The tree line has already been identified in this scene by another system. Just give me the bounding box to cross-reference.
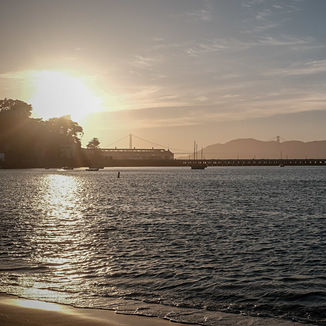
[0,98,97,168]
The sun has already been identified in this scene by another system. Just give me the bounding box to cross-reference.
[29,70,103,123]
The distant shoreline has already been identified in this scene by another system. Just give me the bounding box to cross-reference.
[1,158,326,169]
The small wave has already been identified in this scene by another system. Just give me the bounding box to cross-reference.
[283,291,326,303]
[0,265,49,273]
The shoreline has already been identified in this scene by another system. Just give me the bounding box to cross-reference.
[0,293,315,326]
[0,293,187,326]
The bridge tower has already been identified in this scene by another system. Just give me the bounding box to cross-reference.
[129,134,132,149]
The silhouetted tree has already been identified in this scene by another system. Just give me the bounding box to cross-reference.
[0,98,32,119]
[0,99,85,167]
[0,99,34,163]
[87,137,100,150]
[45,115,83,146]
[0,99,32,143]
[41,115,84,165]
[86,138,102,167]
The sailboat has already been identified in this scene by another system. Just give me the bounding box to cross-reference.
[191,141,207,169]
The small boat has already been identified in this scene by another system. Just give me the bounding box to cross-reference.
[86,167,99,171]
[191,163,207,170]
[62,166,74,170]
[191,141,207,169]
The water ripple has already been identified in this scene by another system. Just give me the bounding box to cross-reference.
[0,167,326,325]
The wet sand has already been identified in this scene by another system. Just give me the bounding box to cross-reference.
[0,293,314,326]
[0,294,185,326]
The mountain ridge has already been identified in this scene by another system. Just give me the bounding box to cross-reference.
[195,138,326,159]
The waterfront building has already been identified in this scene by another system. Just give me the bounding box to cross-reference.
[100,148,174,160]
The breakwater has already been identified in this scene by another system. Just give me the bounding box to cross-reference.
[1,158,325,168]
[180,158,326,167]
[103,158,326,167]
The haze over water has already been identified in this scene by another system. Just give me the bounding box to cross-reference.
[1,167,326,325]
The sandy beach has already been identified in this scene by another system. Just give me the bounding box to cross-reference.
[0,293,186,326]
[0,293,316,326]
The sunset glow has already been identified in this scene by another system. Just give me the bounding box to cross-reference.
[29,70,103,123]
[1,0,326,149]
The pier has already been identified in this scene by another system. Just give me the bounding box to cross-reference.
[99,158,326,167]
[179,158,326,167]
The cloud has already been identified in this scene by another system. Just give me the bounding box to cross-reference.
[266,59,326,76]
[185,38,256,57]
[221,94,241,99]
[186,39,230,57]
[183,33,314,59]
[184,8,212,22]
[178,0,213,22]
[89,89,321,133]
[257,35,313,46]
[240,0,302,34]
[241,22,281,34]
[0,71,29,80]
[242,0,301,13]
[131,55,161,69]
[242,0,264,8]
[256,8,272,21]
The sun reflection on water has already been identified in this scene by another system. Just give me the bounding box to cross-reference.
[41,174,83,217]
[6,297,64,311]
[17,173,93,301]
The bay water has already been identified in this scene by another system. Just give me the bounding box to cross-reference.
[0,166,325,325]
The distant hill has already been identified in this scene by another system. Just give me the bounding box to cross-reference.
[195,138,326,159]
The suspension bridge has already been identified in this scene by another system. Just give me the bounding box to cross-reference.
[103,134,192,155]
[98,134,326,166]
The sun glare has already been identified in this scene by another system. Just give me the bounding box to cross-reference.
[7,298,63,312]
[29,70,103,123]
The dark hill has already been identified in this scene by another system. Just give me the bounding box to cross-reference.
[200,138,326,159]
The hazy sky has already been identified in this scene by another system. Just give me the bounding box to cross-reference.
[1,0,326,152]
